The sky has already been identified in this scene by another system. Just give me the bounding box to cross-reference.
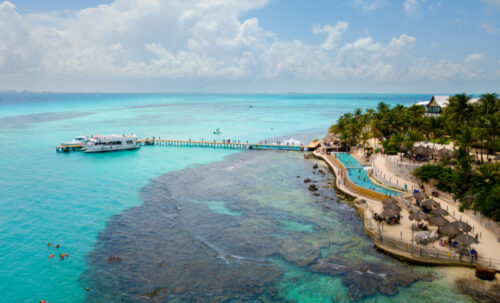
[0,0,499,93]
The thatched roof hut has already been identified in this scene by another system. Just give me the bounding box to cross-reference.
[422,199,440,209]
[409,212,426,221]
[428,216,449,226]
[438,224,461,237]
[430,208,448,216]
[451,221,472,233]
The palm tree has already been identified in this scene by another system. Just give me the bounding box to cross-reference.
[445,93,474,123]
[479,93,499,116]
[387,132,405,160]
[427,116,444,148]
[445,120,460,149]
[457,126,474,154]
[360,131,371,155]
[482,113,500,159]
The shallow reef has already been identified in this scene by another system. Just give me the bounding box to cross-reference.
[82,151,427,302]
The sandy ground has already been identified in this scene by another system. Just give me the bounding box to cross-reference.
[369,152,500,264]
[313,149,500,271]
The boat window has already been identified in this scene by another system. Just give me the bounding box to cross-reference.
[126,140,133,144]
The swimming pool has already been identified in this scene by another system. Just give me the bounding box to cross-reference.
[334,153,401,196]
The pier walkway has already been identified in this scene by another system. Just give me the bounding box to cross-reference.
[56,138,306,152]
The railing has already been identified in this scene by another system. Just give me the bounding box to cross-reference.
[368,165,406,191]
[327,154,389,201]
[377,234,500,270]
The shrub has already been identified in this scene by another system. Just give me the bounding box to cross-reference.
[413,164,459,192]
[385,149,398,155]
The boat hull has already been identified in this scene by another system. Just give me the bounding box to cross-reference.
[84,145,140,153]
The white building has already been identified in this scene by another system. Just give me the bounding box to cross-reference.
[420,95,479,116]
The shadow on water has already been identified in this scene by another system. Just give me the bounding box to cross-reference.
[81,150,431,302]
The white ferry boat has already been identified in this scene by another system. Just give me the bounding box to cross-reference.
[83,134,140,153]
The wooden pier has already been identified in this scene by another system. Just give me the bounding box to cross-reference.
[139,139,305,151]
[56,139,308,152]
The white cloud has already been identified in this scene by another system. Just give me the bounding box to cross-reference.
[0,0,491,91]
[465,53,485,64]
[480,21,497,34]
[481,0,500,13]
[313,21,348,50]
[387,34,417,56]
[428,1,441,11]
[351,0,387,13]
[404,0,424,19]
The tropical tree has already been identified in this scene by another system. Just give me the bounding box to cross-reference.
[479,93,499,115]
[482,112,500,158]
[426,116,444,147]
[444,93,474,123]
[457,126,475,154]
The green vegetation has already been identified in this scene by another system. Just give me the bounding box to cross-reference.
[329,93,500,221]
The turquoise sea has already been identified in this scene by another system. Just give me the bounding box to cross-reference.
[0,93,475,302]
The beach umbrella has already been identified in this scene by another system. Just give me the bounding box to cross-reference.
[421,199,440,209]
[451,221,472,233]
[413,145,427,155]
[380,208,400,218]
[413,192,427,201]
[382,197,398,205]
[409,212,426,221]
[438,224,461,237]
[428,216,449,226]
[384,203,402,212]
[455,234,478,245]
[430,208,448,216]
[438,148,453,158]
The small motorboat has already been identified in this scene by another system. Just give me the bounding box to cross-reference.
[213,128,223,134]
[61,136,87,146]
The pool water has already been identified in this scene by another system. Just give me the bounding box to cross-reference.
[334,153,401,196]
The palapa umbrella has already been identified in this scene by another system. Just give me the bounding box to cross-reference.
[413,145,428,155]
[431,208,448,216]
[428,215,449,226]
[380,208,400,218]
[382,197,398,205]
[455,234,478,245]
[438,224,461,237]
[409,212,426,221]
[421,199,440,209]
[384,203,402,211]
[413,191,427,201]
[451,221,472,233]
[438,148,453,158]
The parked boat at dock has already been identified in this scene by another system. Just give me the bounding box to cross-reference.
[61,136,87,146]
[83,134,139,153]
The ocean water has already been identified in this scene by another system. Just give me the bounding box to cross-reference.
[0,93,474,302]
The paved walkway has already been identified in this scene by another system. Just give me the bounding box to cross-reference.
[368,153,500,265]
[314,150,500,270]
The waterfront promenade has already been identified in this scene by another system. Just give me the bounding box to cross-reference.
[313,150,500,271]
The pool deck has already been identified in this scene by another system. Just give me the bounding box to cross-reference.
[313,150,500,271]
